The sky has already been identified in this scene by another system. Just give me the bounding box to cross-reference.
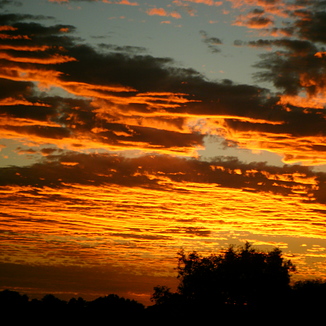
[1,0,326,306]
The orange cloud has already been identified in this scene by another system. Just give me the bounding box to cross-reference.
[0,97,50,107]
[0,25,18,31]
[116,0,139,5]
[1,161,325,279]
[0,33,30,40]
[277,94,326,110]
[221,128,326,166]
[0,64,137,101]
[315,52,326,58]
[103,0,139,5]
[227,0,303,19]
[147,8,168,16]
[0,45,51,51]
[233,12,274,29]
[0,52,77,64]
[147,8,181,19]
[181,0,222,5]
[0,115,61,128]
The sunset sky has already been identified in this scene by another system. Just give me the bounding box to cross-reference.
[1,0,326,306]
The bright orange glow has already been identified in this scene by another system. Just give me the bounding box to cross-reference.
[0,97,51,107]
[314,52,326,58]
[0,25,18,31]
[277,94,326,109]
[0,45,51,51]
[0,115,61,127]
[1,180,325,281]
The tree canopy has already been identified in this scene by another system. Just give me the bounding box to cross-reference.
[151,242,296,320]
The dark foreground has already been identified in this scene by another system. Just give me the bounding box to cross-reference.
[2,244,325,324]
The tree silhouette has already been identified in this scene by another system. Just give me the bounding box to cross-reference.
[151,242,296,320]
[291,279,326,320]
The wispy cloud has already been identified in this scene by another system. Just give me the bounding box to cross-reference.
[200,30,223,53]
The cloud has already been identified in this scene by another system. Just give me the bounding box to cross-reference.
[253,39,326,100]
[0,0,21,8]
[179,0,222,6]
[227,0,299,17]
[294,10,326,43]
[200,30,222,53]
[1,10,326,173]
[110,0,139,5]
[230,3,326,114]
[233,9,274,29]
[146,8,181,19]
[49,0,140,4]
[97,44,147,54]
[0,151,324,206]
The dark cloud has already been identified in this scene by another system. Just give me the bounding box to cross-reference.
[247,16,273,28]
[0,152,322,203]
[253,39,325,96]
[2,104,56,121]
[0,13,54,24]
[315,1,326,9]
[295,10,326,44]
[247,3,326,97]
[0,78,33,99]
[62,45,182,91]
[200,30,222,54]
[97,44,147,54]
[233,40,244,46]
[233,8,274,29]
[41,147,60,156]
[0,14,78,55]
[7,124,71,139]
[228,106,326,137]
[0,1,21,9]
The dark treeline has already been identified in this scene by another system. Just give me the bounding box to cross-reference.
[1,243,326,323]
[0,291,145,323]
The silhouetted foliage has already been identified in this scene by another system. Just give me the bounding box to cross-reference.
[86,294,145,322]
[0,289,29,307]
[177,242,295,307]
[290,278,326,320]
[3,243,326,323]
[0,289,145,323]
[151,285,175,305]
[151,242,297,321]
